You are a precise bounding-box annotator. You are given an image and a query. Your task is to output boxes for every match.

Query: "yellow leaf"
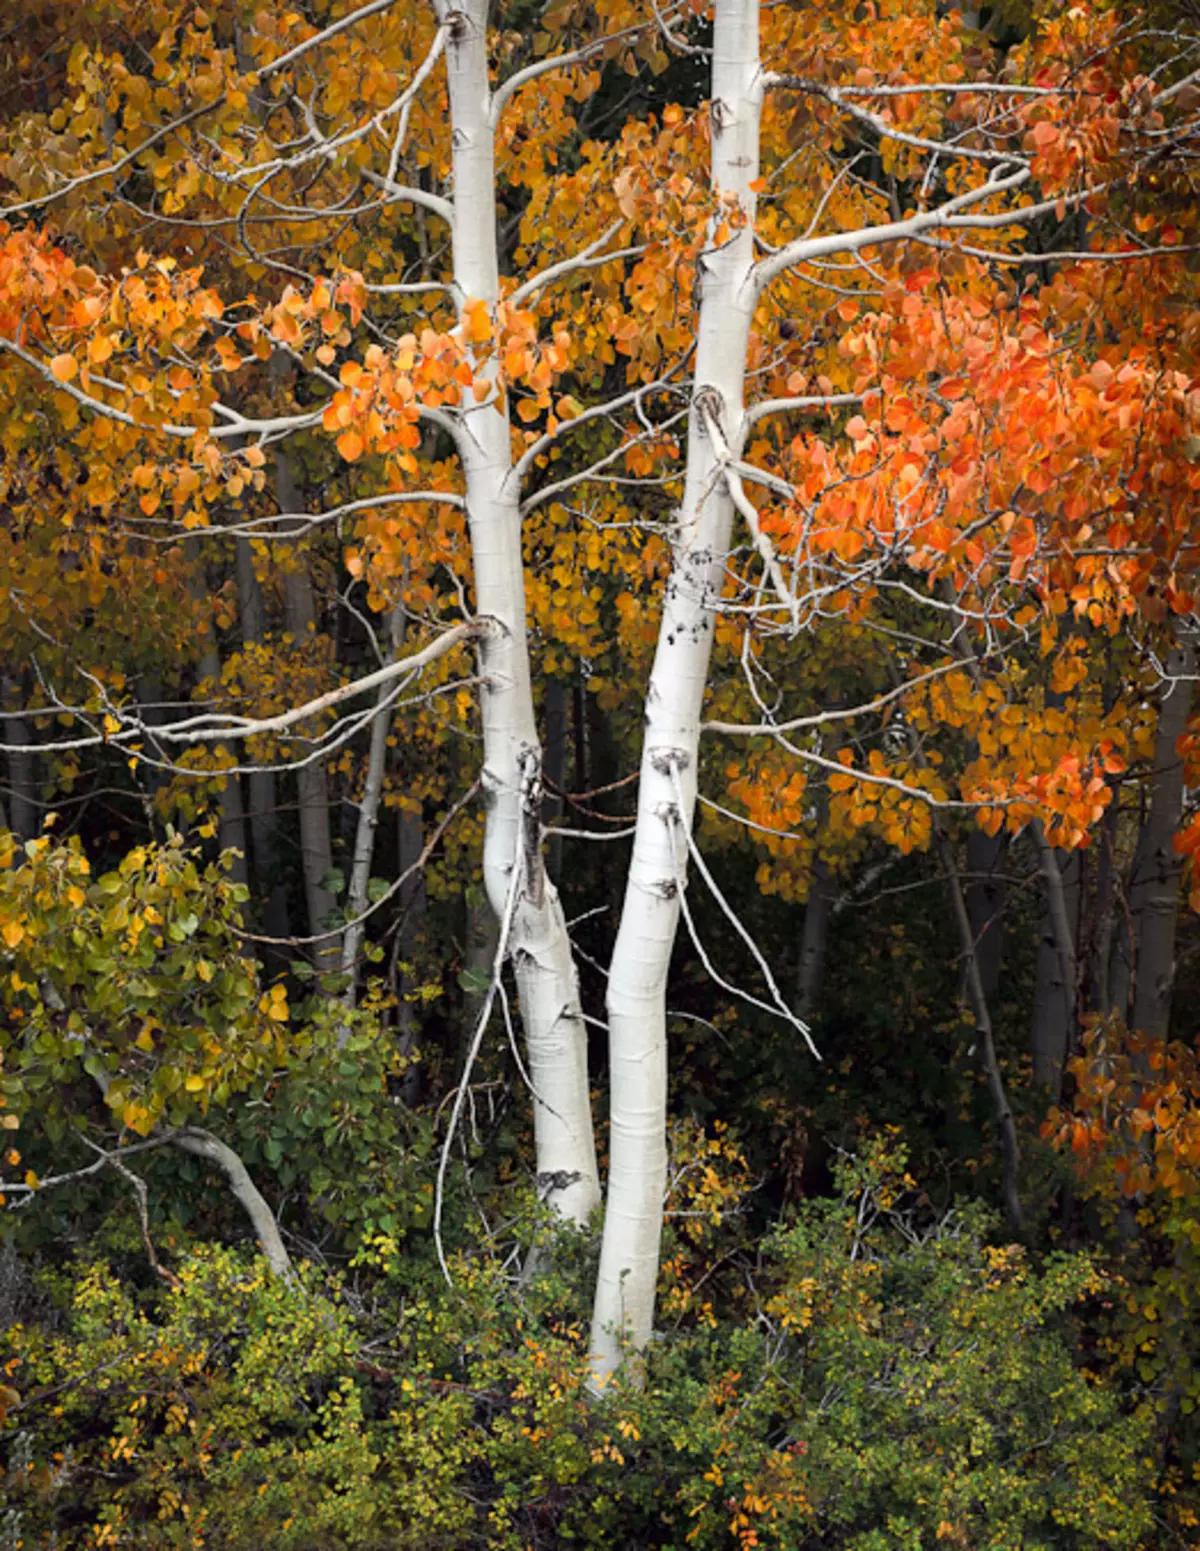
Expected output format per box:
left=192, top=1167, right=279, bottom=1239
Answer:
left=185, top=1074, right=205, bottom=1092
left=1, top=920, right=25, bottom=949
left=337, top=428, right=364, bottom=462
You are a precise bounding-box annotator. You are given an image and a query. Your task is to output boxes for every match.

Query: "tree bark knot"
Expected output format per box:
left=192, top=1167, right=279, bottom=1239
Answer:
left=537, top=1169, right=582, bottom=1200
left=649, top=747, right=689, bottom=775
left=694, top=384, right=724, bottom=433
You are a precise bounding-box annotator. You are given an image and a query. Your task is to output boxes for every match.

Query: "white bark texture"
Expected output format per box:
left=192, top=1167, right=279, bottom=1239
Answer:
left=589, top=0, right=762, bottom=1384
left=440, top=0, right=599, bottom=1225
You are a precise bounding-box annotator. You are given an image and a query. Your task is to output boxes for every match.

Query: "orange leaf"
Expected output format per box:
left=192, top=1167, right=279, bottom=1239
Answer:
left=50, top=353, right=78, bottom=383
left=337, top=429, right=365, bottom=462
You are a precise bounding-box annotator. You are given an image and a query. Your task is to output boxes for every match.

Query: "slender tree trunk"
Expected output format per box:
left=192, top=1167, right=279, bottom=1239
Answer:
left=1030, top=824, right=1079, bottom=1099
left=937, top=828, right=1024, bottom=1229
left=1088, top=796, right=1120, bottom=1014
left=440, top=0, right=598, bottom=1226
left=2, top=674, right=36, bottom=840
left=341, top=615, right=403, bottom=1009
left=590, top=0, right=762, bottom=1382
left=189, top=549, right=249, bottom=889
left=236, top=537, right=291, bottom=948
left=795, top=851, right=833, bottom=1022
left=395, top=803, right=427, bottom=1096
left=275, top=450, right=341, bottom=978
left=1128, top=637, right=1194, bottom=1039
left=965, top=827, right=1007, bottom=1007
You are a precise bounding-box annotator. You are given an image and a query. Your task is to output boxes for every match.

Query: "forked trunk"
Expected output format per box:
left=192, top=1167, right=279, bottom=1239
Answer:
left=589, top=0, right=762, bottom=1383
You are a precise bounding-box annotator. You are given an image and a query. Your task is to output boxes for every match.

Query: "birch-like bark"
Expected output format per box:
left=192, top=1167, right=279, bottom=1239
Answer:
left=340, top=621, right=401, bottom=1008
left=83, top=1053, right=292, bottom=1280
left=438, top=0, right=598, bottom=1226
left=173, top=1126, right=294, bottom=1280
left=589, top=0, right=762, bottom=1382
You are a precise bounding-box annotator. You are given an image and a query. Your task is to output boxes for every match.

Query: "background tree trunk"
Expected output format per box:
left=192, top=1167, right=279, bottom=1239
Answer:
left=236, top=537, right=291, bottom=954
left=2, top=674, right=36, bottom=841
left=1030, top=831, right=1079, bottom=1099
left=1129, top=637, right=1194, bottom=1039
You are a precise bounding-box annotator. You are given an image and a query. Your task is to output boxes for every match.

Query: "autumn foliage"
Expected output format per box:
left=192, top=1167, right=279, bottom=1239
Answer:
left=2, top=0, right=1200, bottom=1542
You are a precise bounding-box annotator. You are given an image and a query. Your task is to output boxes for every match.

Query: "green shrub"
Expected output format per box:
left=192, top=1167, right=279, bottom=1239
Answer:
left=3, top=1139, right=1156, bottom=1549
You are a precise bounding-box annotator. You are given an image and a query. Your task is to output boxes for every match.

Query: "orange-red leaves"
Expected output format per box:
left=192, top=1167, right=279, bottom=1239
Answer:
left=464, top=299, right=492, bottom=344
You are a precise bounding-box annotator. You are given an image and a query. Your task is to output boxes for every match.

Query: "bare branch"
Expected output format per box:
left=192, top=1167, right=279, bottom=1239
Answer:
left=703, top=661, right=962, bottom=737
left=507, top=223, right=645, bottom=307
left=745, top=392, right=861, bottom=427
left=764, top=73, right=1028, bottom=166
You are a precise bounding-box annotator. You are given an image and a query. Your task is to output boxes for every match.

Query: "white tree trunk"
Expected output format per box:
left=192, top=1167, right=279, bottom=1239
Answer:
left=589, top=0, right=762, bottom=1383
left=440, top=0, right=598, bottom=1225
